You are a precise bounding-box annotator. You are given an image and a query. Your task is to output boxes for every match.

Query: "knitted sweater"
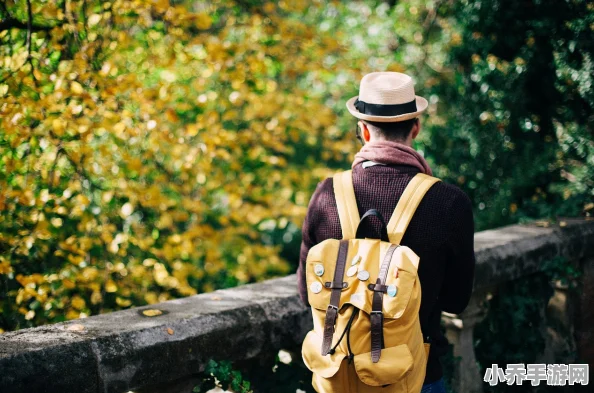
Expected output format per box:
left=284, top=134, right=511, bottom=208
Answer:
left=297, top=162, right=476, bottom=384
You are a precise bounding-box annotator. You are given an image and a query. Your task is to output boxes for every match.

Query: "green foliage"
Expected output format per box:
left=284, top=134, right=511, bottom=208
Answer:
left=474, top=257, right=580, bottom=393
left=192, top=351, right=314, bottom=393
left=193, top=360, right=252, bottom=393
left=427, top=0, right=594, bottom=230
left=237, top=351, right=314, bottom=393
left=475, top=274, right=552, bottom=381
left=543, top=256, right=582, bottom=288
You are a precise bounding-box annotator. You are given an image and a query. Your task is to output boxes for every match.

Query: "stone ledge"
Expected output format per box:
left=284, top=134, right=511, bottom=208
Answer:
left=0, top=275, right=311, bottom=393
left=473, top=219, right=594, bottom=290
left=1, top=220, right=593, bottom=393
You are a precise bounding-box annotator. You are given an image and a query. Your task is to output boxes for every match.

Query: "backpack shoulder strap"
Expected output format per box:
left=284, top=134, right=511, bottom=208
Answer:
left=332, top=170, right=360, bottom=240
left=387, top=173, right=441, bottom=244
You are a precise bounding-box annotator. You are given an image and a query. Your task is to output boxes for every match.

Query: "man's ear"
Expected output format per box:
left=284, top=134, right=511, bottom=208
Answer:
left=411, top=119, right=421, bottom=140
left=359, top=121, right=371, bottom=142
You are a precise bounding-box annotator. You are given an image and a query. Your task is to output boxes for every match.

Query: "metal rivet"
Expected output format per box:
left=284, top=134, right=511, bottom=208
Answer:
left=387, top=285, right=398, bottom=297
left=310, top=282, right=322, bottom=294
left=346, top=266, right=358, bottom=277
left=357, top=270, right=370, bottom=281
left=351, top=255, right=362, bottom=266
left=314, top=264, right=325, bottom=277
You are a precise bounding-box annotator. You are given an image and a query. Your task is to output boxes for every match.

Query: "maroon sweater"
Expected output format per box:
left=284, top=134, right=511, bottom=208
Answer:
left=297, top=163, right=475, bottom=384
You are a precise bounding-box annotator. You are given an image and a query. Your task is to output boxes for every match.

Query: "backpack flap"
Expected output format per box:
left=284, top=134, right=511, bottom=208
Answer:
left=305, top=238, right=419, bottom=319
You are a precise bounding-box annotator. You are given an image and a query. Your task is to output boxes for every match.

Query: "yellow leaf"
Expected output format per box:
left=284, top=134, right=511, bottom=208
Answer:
left=195, top=13, right=212, bottom=30
left=186, top=125, right=199, bottom=136
left=116, top=297, right=132, bottom=307
left=142, top=309, right=163, bottom=317
left=91, top=291, right=103, bottom=305
left=52, top=118, right=67, bottom=136
left=71, top=295, right=86, bottom=310
left=121, top=202, right=134, bottom=217
left=63, top=278, right=76, bottom=289
left=105, top=280, right=117, bottom=293
left=88, top=14, right=101, bottom=27
left=71, top=81, right=84, bottom=95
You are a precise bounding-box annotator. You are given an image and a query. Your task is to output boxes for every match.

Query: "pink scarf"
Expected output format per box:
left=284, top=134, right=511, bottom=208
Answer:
left=352, top=140, right=433, bottom=176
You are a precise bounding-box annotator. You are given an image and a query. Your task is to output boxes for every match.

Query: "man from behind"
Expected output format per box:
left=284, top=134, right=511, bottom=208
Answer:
left=297, top=72, right=476, bottom=393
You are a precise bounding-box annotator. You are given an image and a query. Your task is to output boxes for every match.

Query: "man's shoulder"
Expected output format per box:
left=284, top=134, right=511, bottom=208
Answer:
left=314, top=176, right=334, bottom=195
left=307, top=176, right=336, bottom=210
left=431, top=179, right=470, bottom=199
left=427, top=179, right=473, bottom=211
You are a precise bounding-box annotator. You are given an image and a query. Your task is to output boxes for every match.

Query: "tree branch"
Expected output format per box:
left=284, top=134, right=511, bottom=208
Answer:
left=25, top=0, right=39, bottom=87
left=0, top=17, right=56, bottom=32
left=26, top=0, right=33, bottom=58
left=417, top=0, right=445, bottom=72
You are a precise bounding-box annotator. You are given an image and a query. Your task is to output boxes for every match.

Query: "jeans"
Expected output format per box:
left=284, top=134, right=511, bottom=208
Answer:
left=421, top=378, right=447, bottom=393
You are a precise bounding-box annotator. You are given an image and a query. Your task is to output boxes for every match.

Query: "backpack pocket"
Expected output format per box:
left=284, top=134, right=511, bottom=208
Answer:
left=382, top=248, right=420, bottom=319
left=301, top=330, right=345, bottom=378
left=353, top=343, right=413, bottom=386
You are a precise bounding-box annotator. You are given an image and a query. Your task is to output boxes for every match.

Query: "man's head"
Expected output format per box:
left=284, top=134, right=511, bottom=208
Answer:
left=346, top=72, right=428, bottom=145
left=356, top=117, right=420, bottom=146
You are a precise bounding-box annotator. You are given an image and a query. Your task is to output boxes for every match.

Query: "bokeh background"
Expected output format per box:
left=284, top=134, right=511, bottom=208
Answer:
left=1, top=0, right=592, bottom=332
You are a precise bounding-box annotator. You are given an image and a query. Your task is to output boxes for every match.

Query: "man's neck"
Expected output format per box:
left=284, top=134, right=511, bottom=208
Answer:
left=366, top=137, right=413, bottom=147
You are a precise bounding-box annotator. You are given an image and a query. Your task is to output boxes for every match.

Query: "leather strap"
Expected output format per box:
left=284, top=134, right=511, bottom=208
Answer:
left=370, top=244, right=399, bottom=362
left=321, top=240, right=349, bottom=355
left=355, top=209, right=389, bottom=242
left=387, top=173, right=441, bottom=244
left=333, top=171, right=360, bottom=240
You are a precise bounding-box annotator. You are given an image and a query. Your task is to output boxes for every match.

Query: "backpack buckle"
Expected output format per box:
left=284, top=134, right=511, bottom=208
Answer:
left=325, top=281, right=348, bottom=289
left=367, top=283, right=387, bottom=292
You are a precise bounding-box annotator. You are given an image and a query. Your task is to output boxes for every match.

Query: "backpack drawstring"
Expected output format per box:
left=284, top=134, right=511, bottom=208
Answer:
left=328, top=305, right=358, bottom=358
left=346, top=310, right=355, bottom=364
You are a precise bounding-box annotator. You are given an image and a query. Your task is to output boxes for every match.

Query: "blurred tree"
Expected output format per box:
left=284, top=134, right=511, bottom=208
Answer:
left=0, top=0, right=351, bottom=331
left=425, top=0, right=594, bottom=228
left=1, top=0, right=592, bottom=332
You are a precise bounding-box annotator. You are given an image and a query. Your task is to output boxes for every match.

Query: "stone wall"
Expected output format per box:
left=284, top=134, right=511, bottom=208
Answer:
left=1, top=220, right=593, bottom=393
left=576, top=256, right=594, bottom=365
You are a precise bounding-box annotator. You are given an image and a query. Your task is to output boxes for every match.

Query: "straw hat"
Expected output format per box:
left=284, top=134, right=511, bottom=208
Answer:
left=346, top=72, right=428, bottom=122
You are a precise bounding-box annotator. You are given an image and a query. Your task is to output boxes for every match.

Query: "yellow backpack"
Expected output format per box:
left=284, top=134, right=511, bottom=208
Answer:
left=301, top=170, right=440, bottom=393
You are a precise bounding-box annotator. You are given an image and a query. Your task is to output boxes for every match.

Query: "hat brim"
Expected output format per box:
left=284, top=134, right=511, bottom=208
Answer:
left=345, top=95, right=429, bottom=122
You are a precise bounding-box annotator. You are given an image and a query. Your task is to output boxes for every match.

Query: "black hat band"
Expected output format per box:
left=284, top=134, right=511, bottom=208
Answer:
left=354, top=98, right=417, bottom=117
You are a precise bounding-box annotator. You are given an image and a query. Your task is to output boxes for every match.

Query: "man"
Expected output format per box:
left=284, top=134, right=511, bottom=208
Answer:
left=297, top=72, right=475, bottom=393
